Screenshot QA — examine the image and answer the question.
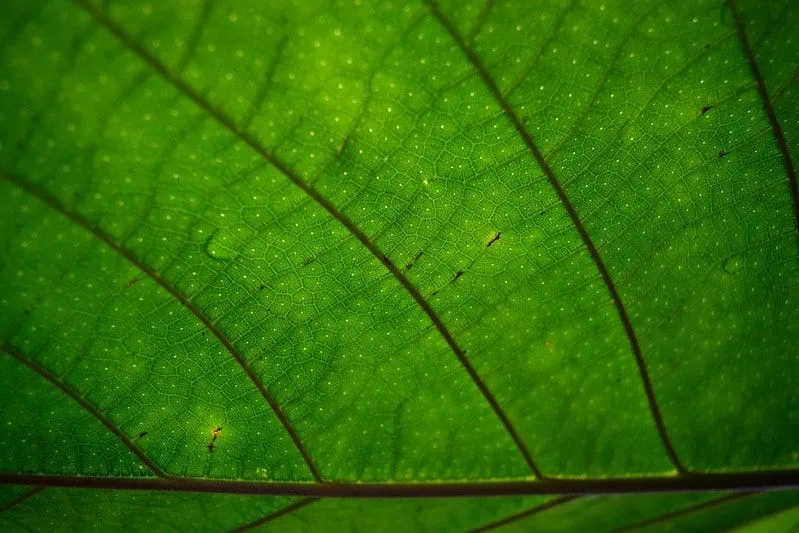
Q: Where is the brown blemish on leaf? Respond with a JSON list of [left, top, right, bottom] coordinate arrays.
[[207, 426, 222, 453], [701, 104, 713, 115], [405, 251, 424, 270], [122, 275, 144, 290]]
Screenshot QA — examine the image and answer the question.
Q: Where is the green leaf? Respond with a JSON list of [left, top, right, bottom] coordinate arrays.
[[0, 0, 797, 530]]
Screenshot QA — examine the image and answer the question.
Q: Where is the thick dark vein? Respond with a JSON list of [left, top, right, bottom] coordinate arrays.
[[470, 496, 578, 532], [1, 471, 798, 497], [69, 0, 541, 478], [615, 492, 753, 532], [0, 175, 322, 483], [0, 487, 45, 514], [728, 0, 799, 245], [229, 498, 318, 533], [0, 344, 167, 478], [423, 0, 687, 474]]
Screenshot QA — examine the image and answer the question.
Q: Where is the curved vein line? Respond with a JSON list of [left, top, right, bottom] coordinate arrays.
[[229, 498, 319, 533], [503, 0, 577, 99], [0, 344, 167, 478], [1, 175, 322, 483], [423, 0, 686, 474], [0, 487, 45, 514], [615, 492, 753, 532], [69, 0, 541, 478], [1, 471, 798, 496], [728, 0, 799, 246], [544, 0, 670, 162], [470, 496, 578, 532]]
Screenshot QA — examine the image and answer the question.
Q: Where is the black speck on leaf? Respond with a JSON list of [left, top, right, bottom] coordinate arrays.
[[719, 150, 729, 158], [701, 104, 713, 114]]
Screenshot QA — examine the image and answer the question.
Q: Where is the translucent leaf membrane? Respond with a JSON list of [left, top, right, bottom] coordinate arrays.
[[1, 0, 798, 530]]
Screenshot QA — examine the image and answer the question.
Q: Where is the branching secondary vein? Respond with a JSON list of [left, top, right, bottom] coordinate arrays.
[[422, 0, 686, 474], [0, 344, 167, 478], [0, 175, 322, 483], [728, 0, 799, 249], [69, 0, 540, 479]]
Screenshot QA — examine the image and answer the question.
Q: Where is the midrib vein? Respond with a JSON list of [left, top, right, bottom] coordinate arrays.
[[69, 0, 540, 477], [422, 0, 686, 474], [2, 471, 799, 496], [1, 175, 321, 483], [0, 344, 167, 478]]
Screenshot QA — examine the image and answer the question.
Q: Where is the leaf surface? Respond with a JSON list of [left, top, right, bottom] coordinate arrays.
[[0, 0, 797, 530]]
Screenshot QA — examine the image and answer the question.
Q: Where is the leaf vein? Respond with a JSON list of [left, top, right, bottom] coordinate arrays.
[[423, 0, 686, 474]]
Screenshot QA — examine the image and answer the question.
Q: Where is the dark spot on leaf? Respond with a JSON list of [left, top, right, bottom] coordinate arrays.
[[258, 284, 266, 291], [487, 231, 501, 247], [704, 43, 710, 49], [123, 275, 143, 290], [451, 271, 464, 283], [22, 309, 30, 316], [207, 426, 222, 453], [137, 431, 148, 439], [405, 251, 424, 270], [539, 210, 546, 216], [719, 150, 729, 158], [431, 290, 439, 297], [302, 257, 316, 266], [701, 104, 713, 114]]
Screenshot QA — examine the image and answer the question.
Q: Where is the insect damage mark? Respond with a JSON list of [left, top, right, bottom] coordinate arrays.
[[719, 150, 729, 158], [122, 274, 145, 290], [302, 257, 316, 267], [486, 232, 501, 247], [405, 251, 424, 270], [207, 426, 222, 453], [451, 271, 464, 283], [701, 104, 713, 114], [137, 431, 148, 439]]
